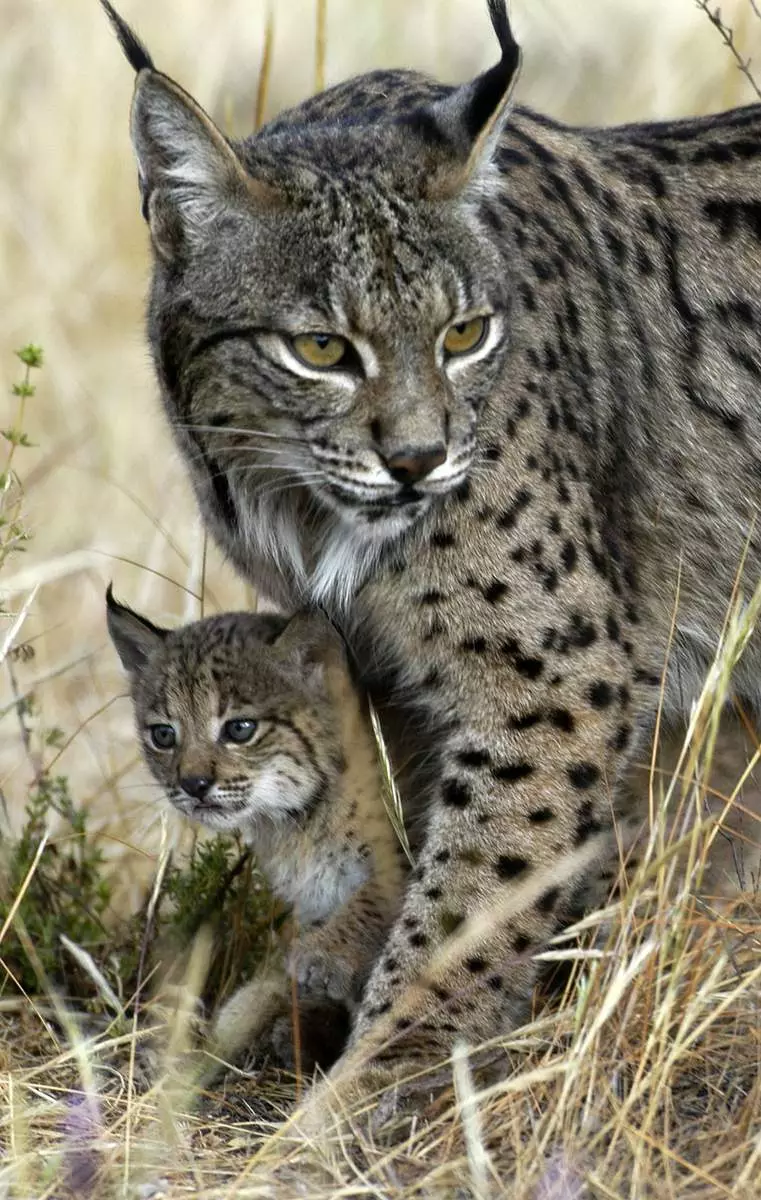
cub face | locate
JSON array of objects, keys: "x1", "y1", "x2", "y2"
[{"x1": 106, "y1": 588, "x2": 346, "y2": 835}]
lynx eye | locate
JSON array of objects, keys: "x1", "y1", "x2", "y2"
[
  {"x1": 443, "y1": 316, "x2": 488, "y2": 357},
  {"x1": 290, "y1": 333, "x2": 348, "y2": 369},
  {"x1": 148, "y1": 724, "x2": 177, "y2": 750},
  {"x1": 221, "y1": 717, "x2": 258, "y2": 744}
]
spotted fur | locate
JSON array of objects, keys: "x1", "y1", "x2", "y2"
[{"x1": 103, "y1": 0, "x2": 761, "y2": 1108}]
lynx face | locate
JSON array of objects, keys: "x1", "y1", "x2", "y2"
[
  {"x1": 106, "y1": 591, "x2": 345, "y2": 836},
  {"x1": 99, "y1": 0, "x2": 521, "y2": 604},
  {"x1": 157, "y1": 140, "x2": 512, "y2": 542}
]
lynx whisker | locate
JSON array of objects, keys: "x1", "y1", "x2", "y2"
[
  {"x1": 245, "y1": 479, "x2": 326, "y2": 504},
  {"x1": 175, "y1": 445, "x2": 308, "y2": 476},
  {"x1": 178, "y1": 423, "x2": 310, "y2": 446}
]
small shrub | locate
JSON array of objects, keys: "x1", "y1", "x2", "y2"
[
  {"x1": 0, "y1": 775, "x2": 113, "y2": 998},
  {"x1": 161, "y1": 836, "x2": 283, "y2": 1010}
]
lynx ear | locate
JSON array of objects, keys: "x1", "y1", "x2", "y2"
[
  {"x1": 273, "y1": 610, "x2": 347, "y2": 687},
  {"x1": 101, "y1": 0, "x2": 277, "y2": 261},
  {"x1": 427, "y1": 0, "x2": 521, "y2": 197},
  {"x1": 131, "y1": 75, "x2": 280, "y2": 261},
  {"x1": 106, "y1": 584, "x2": 167, "y2": 676}
]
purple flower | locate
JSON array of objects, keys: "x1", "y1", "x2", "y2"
[
  {"x1": 62, "y1": 1092, "x2": 102, "y2": 1196},
  {"x1": 535, "y1": 1150, "x2": 585, "y2": 1200}
]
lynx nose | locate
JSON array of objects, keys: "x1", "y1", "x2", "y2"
[
  {"x1": 180, "y1": 775, "x2": 214, "y2": 801},
  {"x1": 383, "y1": 445, "x2": 447, "y2": 486}
]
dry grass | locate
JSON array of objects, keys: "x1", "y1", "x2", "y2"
[
  {"x1": 4, "y1": 711, "x2": 761, "y2": 1197},
  {"x1": 4, "y1": 0, "x2": 761, "y2": 1195}
]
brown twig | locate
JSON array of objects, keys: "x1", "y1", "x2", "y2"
[
  {"x1": 254, "y1": 5, "x2": 274, "y2": 130},
  {"x1": 695, "y1": 1, "x2": 761, "y2": 100},
  {"x1": 315, "y1": 0, "x2": 327, "y2": 93}
]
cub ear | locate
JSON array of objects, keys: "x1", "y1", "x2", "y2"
[
  {"x1": 427, "y1": 0, "x2": 522, "y2": 197},
  {"x1": 101, "y1": 0, "x2": 277, "y2": 261},
  {"x1": 273, "y1": 610, "x2": 348, "y2": 688},
  {"x1": 106, "y1": 584, "x2": 167, "y2": 676}
]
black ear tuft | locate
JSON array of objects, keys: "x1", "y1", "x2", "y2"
[
  {"x1": 487, "y1": 0, "x2": 520, "y2": 69},
  {"x1": 425, "y1": 1, "x2": 521, "y2": 196},
  {"x1": 100, "y1": 0, "x2": 155, "y2": 73},
  {"x1": 105, "y1": 584, "x2": 168, "y2": 676},
  {"x1": 463, "y1": 1, "x2": 521, "y2": 140}
]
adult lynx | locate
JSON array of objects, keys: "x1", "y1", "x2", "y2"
[{"x1": 102, "y1": 0, "x2": 761, "y2": 1116}]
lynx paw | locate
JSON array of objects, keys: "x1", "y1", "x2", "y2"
[
  {"x1": 286, "y1": 943, "x2": 355, "y2": 1003},
  {"x1": 291, "y1": 1051, "x2": 444, "y2": 1142}
]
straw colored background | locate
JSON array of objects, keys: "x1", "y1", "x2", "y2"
[{"x1": 2, "y1": 0, "x2": 759, "y2": 906}]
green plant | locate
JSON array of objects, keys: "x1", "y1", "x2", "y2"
[
  {"x1": 0, "y1": 346, "x2": 119, "y2": 1000},
  {"x1": 0, "y1": 347, "x2": 276, "y2": 1032},
  {"x1": 161, "y1": 834, "x2": 282, "y2": 1009},
  {"x1": 0, "y1": 344, "x2": 41, "y2": 574},
  {"x1": 0, "y1": 775, "x2": 114, "y2": 998}
]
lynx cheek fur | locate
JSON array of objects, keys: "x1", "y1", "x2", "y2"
[{"x1": 103, "y1": 0, "x2": 761, "y2": 1104}]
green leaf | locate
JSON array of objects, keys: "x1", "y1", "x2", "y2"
[
  {"x1": 2, "y1": 427, "x2": 34, "y2": 445},
  {"x1": 16, "y1": 344, "x2": 44, "y2": 369}
]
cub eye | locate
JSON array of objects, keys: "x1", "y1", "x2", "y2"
[
  {"x1": 291, "y1": 333, "x2": 348, "y2": 369},
  {"x1": 148, "y1": 724, "x2": 177, "y2": 750},
  {"x1": 221, "y1": 717, "x2": 258, "y2": 744},
  {"x1": 443, "y1": 316, "x2": 488, "y2": 358}
]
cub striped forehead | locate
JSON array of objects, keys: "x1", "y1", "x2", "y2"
[{"x1": 105, "y1": 585, "x2": 347, "y2": 694}]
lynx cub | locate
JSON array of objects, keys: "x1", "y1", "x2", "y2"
[{"x1": 106, "y1": 588, "x2": 405, "y2": 1059}]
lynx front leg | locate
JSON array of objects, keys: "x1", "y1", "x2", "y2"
[
  {"x1": 290, "y1": 828, "x2": 607, "y2": 1138},
  {"x1": 293, "y1": 825, "x2": 610, "y2": 1136},
  {"x1": 288, "y1": 876, "x2": 404, "y2": 1005},
  {"x1": 210, "y1": 966, "x2": 291, "y2": 1067},
  {"x1": 316, "y1": 560, "x2": 655, "y2": 1124}
]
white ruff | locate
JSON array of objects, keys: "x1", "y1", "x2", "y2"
[
  {"x1": 242, "y1": 487, "x2": 402, "y2": 614},
  {"x1": 309, "y1": 522, "x2": 387, "y2": 611},
  {"x1": 243, "y1": 490, "x2": 307, "y2": 586}
]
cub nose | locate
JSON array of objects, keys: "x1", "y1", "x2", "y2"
[
  {"x1": 383, "y1": 445, "x2": 447, "y2": 486},
  {"x1": 179, "y1": 775, "x2": 214, "y2": 800}
]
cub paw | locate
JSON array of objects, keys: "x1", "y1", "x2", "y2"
[
  {"x1": 209, "y1": 967, "x2": 289, "y2": 1068},
  {"x1": 286, "y1": 943, "x2": 356, "y2": 1003}
]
